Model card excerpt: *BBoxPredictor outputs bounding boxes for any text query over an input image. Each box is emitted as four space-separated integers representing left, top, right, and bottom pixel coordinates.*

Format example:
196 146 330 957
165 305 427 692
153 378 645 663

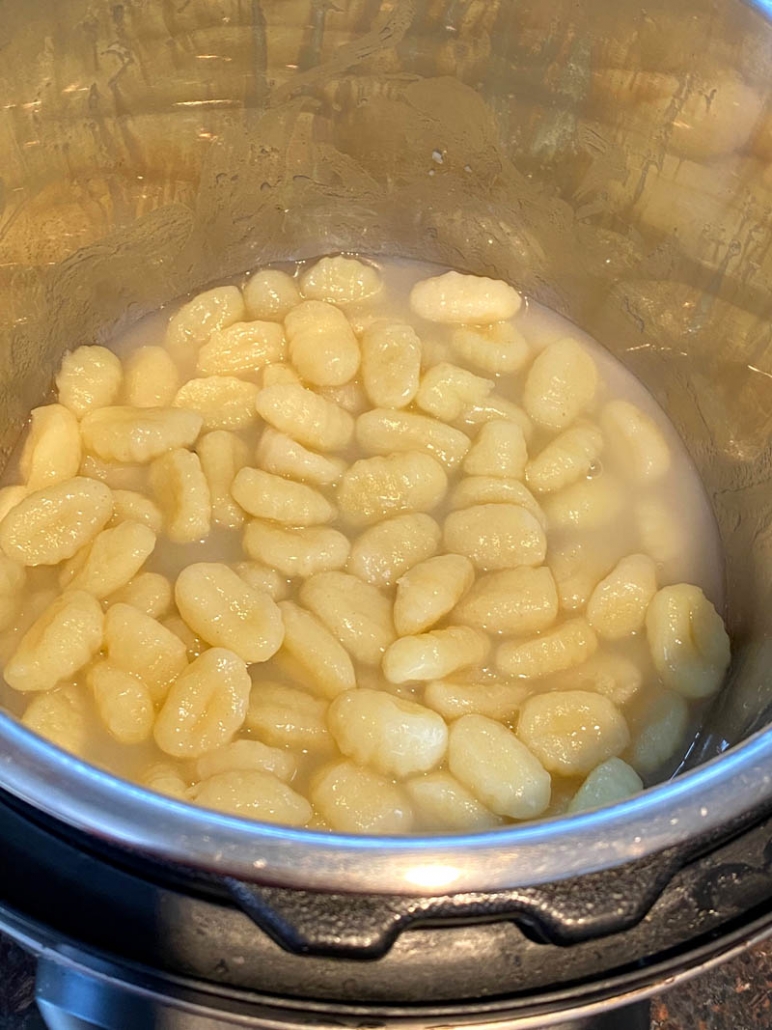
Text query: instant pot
1 0 772 1027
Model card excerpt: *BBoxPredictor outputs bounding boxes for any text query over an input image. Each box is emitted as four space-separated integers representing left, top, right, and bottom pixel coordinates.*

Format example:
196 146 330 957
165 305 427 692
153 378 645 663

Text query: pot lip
0 711 770 895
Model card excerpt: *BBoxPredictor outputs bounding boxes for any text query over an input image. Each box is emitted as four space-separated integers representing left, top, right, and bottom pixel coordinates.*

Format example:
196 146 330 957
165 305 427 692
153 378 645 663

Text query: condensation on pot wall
0 0 770 758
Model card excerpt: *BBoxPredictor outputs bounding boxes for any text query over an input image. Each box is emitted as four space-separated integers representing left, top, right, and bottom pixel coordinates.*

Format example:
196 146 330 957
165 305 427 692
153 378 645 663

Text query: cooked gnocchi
0 256 728 834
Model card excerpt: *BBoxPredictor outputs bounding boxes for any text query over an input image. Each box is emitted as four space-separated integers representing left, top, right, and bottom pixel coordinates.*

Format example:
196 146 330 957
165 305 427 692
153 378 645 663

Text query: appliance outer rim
0 712 770 894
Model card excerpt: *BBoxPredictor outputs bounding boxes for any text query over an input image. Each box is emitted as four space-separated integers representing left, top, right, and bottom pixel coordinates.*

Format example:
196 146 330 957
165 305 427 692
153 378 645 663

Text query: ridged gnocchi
0 257 728 835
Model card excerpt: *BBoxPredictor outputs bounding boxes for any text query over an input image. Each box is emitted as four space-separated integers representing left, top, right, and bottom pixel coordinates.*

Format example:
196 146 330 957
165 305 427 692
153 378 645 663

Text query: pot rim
0 712 770 894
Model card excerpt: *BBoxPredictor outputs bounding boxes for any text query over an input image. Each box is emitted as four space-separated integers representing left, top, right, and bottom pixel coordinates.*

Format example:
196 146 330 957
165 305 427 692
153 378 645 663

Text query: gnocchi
448 714 551 819
328 689 448 778
0 478 113 567
361 321 422 409
285 300 360 386
0 256 728 835
517 691 630 777
393 554 475 636
20 404 81 491
646 584 730 698
154 648 251 757
197 321 285 377
522 339 598 430
175 563 284 665
348 513 441 588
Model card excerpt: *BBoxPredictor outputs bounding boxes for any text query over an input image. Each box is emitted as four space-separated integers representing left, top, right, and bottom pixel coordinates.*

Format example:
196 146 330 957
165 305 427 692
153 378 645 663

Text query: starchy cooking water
0 256 730 833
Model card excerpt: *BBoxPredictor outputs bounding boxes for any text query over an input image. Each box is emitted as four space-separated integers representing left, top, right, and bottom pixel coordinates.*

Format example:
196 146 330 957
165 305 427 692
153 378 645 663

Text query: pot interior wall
0 0 770 758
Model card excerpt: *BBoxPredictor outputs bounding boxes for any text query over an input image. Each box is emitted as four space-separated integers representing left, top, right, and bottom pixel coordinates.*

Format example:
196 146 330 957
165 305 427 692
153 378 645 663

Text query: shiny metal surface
0 0 771 887
0 709 771 893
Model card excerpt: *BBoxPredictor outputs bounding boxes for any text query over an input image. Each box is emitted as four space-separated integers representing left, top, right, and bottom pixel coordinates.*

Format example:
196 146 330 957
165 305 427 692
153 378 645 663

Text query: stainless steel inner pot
0 0 771 896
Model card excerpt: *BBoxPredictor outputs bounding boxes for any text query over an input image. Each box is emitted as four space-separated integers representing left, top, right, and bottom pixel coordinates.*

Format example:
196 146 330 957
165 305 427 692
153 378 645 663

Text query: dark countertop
2 934 772 1030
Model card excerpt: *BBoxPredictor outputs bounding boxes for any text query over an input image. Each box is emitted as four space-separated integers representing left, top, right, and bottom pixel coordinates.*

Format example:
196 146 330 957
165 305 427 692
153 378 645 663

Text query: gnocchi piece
462 420 527 479
245 681 331 750
285 300 360 386
142 763 188 799
278 600 356 699
646 584 730 699
262 363 302 388
0 486 27 523
635 497 684 565
4 591 104 692
523 339 598 430
338 451 447 525
450 321 530 375
175 563 284 665
197 321 286 377
80 406 203 464
328 689 448 778
150 448 211 543
196 431 250 529
154 648 251 757
393 554 475 637
243 521 350 578
423 678 528 722
448 714 550 819
109 490 163 533
191 769 311 825
410 271 522 324
542 475 625 531
87 662 155 744
256 428 346 487
548 540 615 613
453 567 559 636
196 738 296 783
348 513 441 588
417 362 494 422
518 690 630 777
105 603 188 705
232 561 289 601
231 467 334 526
20 404 82 491
586 554 658 640
361 321 421 409
22 684 89 755
68 521 156 599
545 652 643 707
383 626 490 684
601 400 671 482
165 285 245 363
255 384 354 451
173 377 260 431
123 347 180 408
407 771 501 831
0 477 113 567
0 556 26 632
356 409 471 470
109 571 173 620
443 503 547 571
300 571 395 665
299 255 381 305
56 346 123 418
568 757 643 814
496 618 598 679
244 269 301 321
311 760 413 833
525 422 604 495
449 477 547 527
627 690 689 776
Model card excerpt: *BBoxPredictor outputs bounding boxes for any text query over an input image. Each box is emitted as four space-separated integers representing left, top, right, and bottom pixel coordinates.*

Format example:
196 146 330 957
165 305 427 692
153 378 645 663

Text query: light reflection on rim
0 710 771 894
